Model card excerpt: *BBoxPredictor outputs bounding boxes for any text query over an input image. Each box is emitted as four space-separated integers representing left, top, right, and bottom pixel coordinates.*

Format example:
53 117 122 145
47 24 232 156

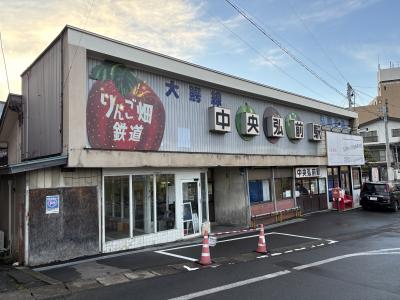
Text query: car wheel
392 201 399 212
361 205 368 210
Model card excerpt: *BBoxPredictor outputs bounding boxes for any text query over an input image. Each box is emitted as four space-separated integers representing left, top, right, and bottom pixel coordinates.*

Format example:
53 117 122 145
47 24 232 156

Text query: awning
0 155 68 175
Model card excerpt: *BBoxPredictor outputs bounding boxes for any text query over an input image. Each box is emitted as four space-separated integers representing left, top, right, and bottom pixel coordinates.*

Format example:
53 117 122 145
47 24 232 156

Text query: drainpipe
272 168 277 212
292 168 297 208
8 180 12 254
243 167 251 226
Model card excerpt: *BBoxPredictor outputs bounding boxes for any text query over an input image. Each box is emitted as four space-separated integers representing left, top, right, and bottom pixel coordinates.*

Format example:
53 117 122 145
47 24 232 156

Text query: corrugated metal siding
87 57 346 156
23 40 62 159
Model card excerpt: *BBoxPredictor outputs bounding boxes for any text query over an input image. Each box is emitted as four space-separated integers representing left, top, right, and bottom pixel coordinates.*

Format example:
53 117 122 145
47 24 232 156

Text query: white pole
8 180 12 253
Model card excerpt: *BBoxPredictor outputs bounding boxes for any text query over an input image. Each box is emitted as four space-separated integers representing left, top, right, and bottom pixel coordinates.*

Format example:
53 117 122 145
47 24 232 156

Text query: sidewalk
0 218 306 299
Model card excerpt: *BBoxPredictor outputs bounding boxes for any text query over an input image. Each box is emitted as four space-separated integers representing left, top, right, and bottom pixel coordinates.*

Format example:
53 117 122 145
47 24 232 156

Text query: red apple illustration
86 62 165 151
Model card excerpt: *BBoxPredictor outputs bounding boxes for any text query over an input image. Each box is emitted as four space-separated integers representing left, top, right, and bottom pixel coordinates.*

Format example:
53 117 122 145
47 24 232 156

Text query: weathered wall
26 167 101 265
0 174 25 262
7 120 21 164
22 38 62 159
27 167 101 189
213 167 249 226
0 177 10 247
68 149 327 168
28 186 98 266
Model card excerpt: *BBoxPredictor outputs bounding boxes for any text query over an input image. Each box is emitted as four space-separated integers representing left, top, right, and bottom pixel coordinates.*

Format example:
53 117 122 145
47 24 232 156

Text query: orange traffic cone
198 231 212 265
256 224 268 254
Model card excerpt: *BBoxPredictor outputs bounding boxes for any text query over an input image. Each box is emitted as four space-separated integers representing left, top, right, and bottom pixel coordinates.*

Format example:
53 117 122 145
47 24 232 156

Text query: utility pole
347 82 354 109
384 99 391 180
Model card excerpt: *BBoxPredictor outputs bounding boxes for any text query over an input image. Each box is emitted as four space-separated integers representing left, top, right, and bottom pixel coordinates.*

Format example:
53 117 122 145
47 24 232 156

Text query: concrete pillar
213 167 248 226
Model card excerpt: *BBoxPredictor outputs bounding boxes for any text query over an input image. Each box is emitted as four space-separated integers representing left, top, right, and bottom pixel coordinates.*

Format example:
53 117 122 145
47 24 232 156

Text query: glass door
182 180 201 236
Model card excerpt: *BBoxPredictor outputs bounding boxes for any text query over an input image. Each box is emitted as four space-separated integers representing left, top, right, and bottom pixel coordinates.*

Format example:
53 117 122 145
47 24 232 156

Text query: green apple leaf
111 64 141 97
90 61 141 97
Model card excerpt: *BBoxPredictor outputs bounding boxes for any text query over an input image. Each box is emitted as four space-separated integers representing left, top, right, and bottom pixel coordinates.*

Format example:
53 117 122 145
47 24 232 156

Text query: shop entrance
327 166 352 203
181 179 201 236
295 178 327 214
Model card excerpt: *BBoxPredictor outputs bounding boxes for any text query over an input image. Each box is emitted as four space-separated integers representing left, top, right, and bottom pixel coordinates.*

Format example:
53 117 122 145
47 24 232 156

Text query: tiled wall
251 202 275 216
251 198 296 216
276 199 295 210
103 229 182 252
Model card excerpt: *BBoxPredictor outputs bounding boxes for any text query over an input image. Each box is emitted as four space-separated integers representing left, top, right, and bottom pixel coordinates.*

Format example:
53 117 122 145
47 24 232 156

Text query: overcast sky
0 0 398 106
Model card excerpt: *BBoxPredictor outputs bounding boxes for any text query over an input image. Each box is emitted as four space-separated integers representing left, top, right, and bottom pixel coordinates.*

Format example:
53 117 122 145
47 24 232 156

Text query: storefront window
309 178 318 194
296 179 310 196
156 174 175 232
104 176 130 241
275 177 293 200
183 181 200 235
132 175 154 235
318 178 326 194
340 166 351 194
352 168 361 189
249 180 271 203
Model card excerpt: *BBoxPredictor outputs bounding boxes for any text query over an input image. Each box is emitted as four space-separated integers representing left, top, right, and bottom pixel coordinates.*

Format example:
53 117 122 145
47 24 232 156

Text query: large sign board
327 132 364 166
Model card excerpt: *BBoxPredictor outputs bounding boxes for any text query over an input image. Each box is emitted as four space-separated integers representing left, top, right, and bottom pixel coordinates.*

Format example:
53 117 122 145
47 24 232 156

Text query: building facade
355 65 400 181
0 26 363 266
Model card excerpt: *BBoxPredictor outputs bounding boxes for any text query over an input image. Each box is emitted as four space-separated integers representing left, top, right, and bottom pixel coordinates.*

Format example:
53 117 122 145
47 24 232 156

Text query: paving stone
124 270 156 281
0 271 18 293
30 283 70 299
96 274 130 286
169 262 197 271
0 290 34 300
66 279 101 292
17 267 61 285
8 269 38 284
150 266 180 276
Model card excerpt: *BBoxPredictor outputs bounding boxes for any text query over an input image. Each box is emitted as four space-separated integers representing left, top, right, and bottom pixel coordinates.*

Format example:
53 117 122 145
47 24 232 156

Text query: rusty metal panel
23 39 62 159
85 57 347 157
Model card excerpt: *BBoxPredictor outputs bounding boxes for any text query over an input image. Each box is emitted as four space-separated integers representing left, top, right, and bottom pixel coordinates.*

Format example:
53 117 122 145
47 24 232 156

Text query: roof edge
65 25 356 119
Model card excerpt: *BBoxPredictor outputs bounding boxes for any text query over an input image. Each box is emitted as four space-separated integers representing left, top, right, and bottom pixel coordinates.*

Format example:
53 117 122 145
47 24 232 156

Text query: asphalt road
57 209 400 299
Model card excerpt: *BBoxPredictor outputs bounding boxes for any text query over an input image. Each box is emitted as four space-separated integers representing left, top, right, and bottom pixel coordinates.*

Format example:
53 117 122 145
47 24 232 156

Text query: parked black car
360 182 400 212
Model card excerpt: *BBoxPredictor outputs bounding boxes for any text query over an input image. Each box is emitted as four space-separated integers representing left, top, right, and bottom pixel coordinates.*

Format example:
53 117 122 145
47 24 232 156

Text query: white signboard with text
327 132 364 166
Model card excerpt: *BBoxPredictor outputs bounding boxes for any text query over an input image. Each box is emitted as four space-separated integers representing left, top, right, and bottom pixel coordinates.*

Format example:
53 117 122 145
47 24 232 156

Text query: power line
354 88 375 99
286 0 348 85
0 32 10 94
217 19 328 101
224 0 348 101
238 3 346 89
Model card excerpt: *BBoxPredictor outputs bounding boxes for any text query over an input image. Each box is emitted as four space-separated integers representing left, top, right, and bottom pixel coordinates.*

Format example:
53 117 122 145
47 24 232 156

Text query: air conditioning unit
0 230 4 250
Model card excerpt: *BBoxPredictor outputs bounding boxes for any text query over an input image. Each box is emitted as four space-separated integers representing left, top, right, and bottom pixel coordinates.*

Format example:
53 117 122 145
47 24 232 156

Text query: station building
0 26 364 265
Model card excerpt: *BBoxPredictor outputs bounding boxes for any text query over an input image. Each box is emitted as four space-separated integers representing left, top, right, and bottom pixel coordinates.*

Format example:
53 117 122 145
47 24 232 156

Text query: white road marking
294 249 400 271
168 270 291 300
294 247 306 251
316 243 325 247
154 251 198 262
183 266 199 271
160 234 265 253
271 232 324 241
170 248 400 300
271 253 282 256
157 231 338 262
256 255 268 259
